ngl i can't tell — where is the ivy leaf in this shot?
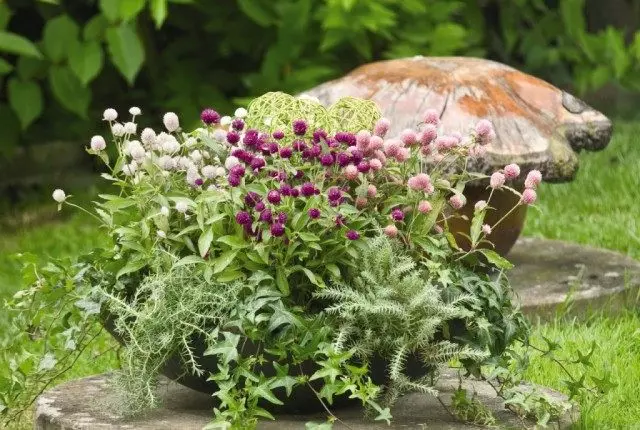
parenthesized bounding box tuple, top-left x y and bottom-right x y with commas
(120, 0, 146, 21)
(68, 40, 103, 85)
(150, 0, 168, 28)
(106, 23, 145, 85)
(43, 15, 80, 62)
(253, 382, 284, 405)
(198, 228, 214, 258)
(0, 31, 43, 58)
(204, 332, 240, 364)
(8, 78, 43, 129)
(476, 248, 514, 270)
(48, 66, 90, 118)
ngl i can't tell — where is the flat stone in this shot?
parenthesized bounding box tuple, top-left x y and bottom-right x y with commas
(508, 237, 640, 317)
(35, 371, 575, 430)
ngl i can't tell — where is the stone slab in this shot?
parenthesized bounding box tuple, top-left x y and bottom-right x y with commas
(508, 237, 640, 318)
(35, 371, 575, 430)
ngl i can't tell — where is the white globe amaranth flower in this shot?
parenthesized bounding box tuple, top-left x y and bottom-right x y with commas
(124, 122, 137, 135)
(202, 150, 210, 159)
(212, 129, 226, 142)
(103, 108, 118, 121)
(111, 123, 125, 137)
(129, 106, 141, 116)
(157, 155, 176, 170)
(224, 155, 240, 170)
(160, 206, 170, 217)
(130, 145, 146, 161)
(160, 134, 180, 154)
(185, 137, 197, 148)
(52, 189, 66, 203)
(140, 128, 156, 147)
(201, 165, 216, 179)
(190, 150, 203, 163)
(175, 201, 189, 213)
(90, 135, 106, 151)
(215, 166, 226, 177)
(234, 107, 248, 118)
(220, 116, 232, 126)
(122, 161, 138, 176)
(163, 112, 180, 132)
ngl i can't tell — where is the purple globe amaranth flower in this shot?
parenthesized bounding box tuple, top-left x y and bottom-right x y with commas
(230, 164, 246, 177)
(276, 170, 288, 182)
(235, 210, 252, 225)
(346, 230, 360, 240)
(255, 201, 266, 212)
(226, 131, 240, 145)
(280, 183, 293, 196)
(335, 131, 356, 146)
(250, 157, 266, 171)
(336, 152, 351, 167)
(279, 146, 293, 158)
(290, 187, 300, 197)
(200, 108, 220, 125)
(357, 161, 370, 173)
(326, 137, 340, 148)
(310, 145, 322, 158)
(270, 223, 285, 237)
(266, 142, 279, 154)
(301, 182, 316, 197)
(272, 130, 285, 140)
(313, 129, 328, 143)
(391, 208, 405, 221)
(308, 208, 321, 219)
(292, 119, 308, 136)
(350, 149, 364, 164)
(194, 178, 204, 186)
(335, 215, 345, 227)
(294, 170, 304, 180)
(320, 153, 334, 166)
(292, 140, 307, 152)
(228, 174, 241, 187)
(232, 118, 245, 131)
(277, 212, 287, 224)
(244, 192, 261, 207)
(259, 209, 273, 223)
(267, 190, 281, 204)
(327, 187, 342, 202)
(243, 129, 260, 147)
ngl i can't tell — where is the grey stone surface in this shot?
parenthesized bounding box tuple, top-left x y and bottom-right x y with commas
(508, 237, 640, 317)
(35, 371, 575, 430)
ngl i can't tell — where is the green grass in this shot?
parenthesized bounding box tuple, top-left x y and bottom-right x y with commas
(0, 122, 639, 428)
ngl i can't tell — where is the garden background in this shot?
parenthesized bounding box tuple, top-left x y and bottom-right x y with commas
(1, 0, 640, 428)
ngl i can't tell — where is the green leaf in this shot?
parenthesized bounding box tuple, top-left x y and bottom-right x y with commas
(116, 259, 146, 278)
(198, 228, 213, 258)
(7, 79, 43, 130)
(84, 15, 108, 41)
(326, 263, 340, 278)
(470, 209, 486, 247)
(212, 250, 239, 274)
(0, 58, 11, 75)
(297, 232, 320, 242)
(150, 0, 168, 28)
(120, 0, 146, 21)
(0, 31, 43, 58)
(0, 104, 21, 156)
(100, 0, 121, 22)
(276, 267, 290, 295)
(48, 66, 90, 118)
(43, 15, 80, 62)
(17, 57, 45, 80)
(204, 332, 240, 364)
(174, 255, 205, 267)
(560, 0, 585, 39)
(69, 40, 103, 85)
(106, 23, 145, 85)
(0, 3, 11, 31)
(476, 249, 514, 270)
(238, 0, 278, 26)
(216, 235, 249, 249)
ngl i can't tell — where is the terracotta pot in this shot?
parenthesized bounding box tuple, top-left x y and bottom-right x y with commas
(447, 185, 527, 256)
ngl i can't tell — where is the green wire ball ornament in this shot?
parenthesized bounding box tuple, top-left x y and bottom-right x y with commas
(327, 97, 381, 133)
(245, 92, 382, 136)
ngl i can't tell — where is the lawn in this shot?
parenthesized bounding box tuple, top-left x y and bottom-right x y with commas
(0, 122, 638, 428)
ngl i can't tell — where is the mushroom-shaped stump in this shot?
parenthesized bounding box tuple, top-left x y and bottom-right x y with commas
(301, 56, 613, 255)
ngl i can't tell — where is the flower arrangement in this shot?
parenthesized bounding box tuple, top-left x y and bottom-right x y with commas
(1, 92, 579, 429)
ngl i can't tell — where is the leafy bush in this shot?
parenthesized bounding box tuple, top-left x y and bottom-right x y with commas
(0, 0, 638, 156)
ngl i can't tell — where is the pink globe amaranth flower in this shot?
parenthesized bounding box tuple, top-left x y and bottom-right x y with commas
(395, 147, 411, 162)
(260, 209, 273, 223)
(482, 224, 492, 235)
(400, 129, 417, 146)
(451, 132, 462, 143)
(357, 161, 370, 173)
(449, 194, 466, 210)
(374, 118, 391, 137)
(226, 130, 240, 144)
(474, 200, 487, 211)
(525, 169, 543, 189)
(228, 174, 241, 187)
(292, 119, 308, 136)
(367, 185, 377, 198)
(374, 150, 387, 165)
(267, 190, 281, 204)
(270, 223, 285, 237)
(355, 197, 368, 209)
(433, 225, 444, 234)
(235, 211, 252, 225)
(504, 163, 521, 180)
(272, 130, 285, 140)
(346, 230, 360, 240)
(407, 173, 431, 191)
(369, 158, 383, 171)
(308, 208, 321, 219)
(232, 119, 245, 131)
(521, 188, 537, 205)
(344, 165, 359, 180)
(369, 135, 384, 150)
(420, 143, 434, 156)
(391, 208, 405, 221)
(356, 130, 371, 148)
(418, 200, 432, 213)
(424, 182, 435, 195)
(490, 172, 506, 189)
(320, 153, 334, 166)
(475, 119, 496, 145)
(383, 139, 402, 157)
(383, 224, 398, 238)
(279, 146, 293, 158)
(423, 109, 440, 126)
(420, 124, 438, 145)
(468, 144, 487, 158)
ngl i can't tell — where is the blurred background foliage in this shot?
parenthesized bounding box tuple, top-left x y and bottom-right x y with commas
(0, 0, 639, 158)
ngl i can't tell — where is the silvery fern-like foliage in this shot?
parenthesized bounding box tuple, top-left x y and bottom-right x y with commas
(314, 235, 488, 407)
